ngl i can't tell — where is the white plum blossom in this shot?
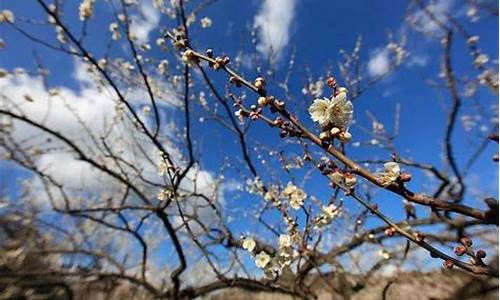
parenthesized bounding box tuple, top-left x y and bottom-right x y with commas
(181, 49, 196, 66)
(158, 159, 174, 176)
(79, 0, 95, 21)
(282, 182, 306, 210)
(327, 87, 353, 130)
(323, 204, 340, 219)
(156, 38, 166, 47)
(200, 17, 212, 28)
(246, 177, 264, 194)
(467, 5, 479, 22)
(378, 249, 391, 259)
(158, 60, 169, 75)
(302, 80, 324, 98)
(0, 9, 14, 23)
(474, 54, 489, 67)
(308, 87, 353, 130)
(379, 162, 400, 186)
(157, 189, 172, 201)
(242, 238, 256, 252)
(328, 170, 344, 186)
(308, 98, 331, 127)
(109, 22, 121, 40)
(55, 26, 66, 44)
(264, 190, 277, 202)
(467, 36, 479, 45)
(255, 251, 271, 268)
(278, 234, 292, 249)
(314, 204, 340, 228)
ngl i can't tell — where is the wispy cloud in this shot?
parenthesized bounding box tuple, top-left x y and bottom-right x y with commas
(367, 48, 390, 77)
(253, 0, 297, 62)
(407, 0, 455, 36)
(130, 0, 161, 44)
(406, 53, 428, 67)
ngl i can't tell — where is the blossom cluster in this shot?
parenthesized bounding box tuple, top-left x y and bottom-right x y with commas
(79, 0, 95, 21)
(281, 182, 307, 210)
(247, 178, 307, 210)
(313, 204, 341, 229)
(241, 232, 299, 277)
(308, 84, 353, 143)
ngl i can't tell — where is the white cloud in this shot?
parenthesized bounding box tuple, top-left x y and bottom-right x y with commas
(407, 0, 455, 36)
(130, 0, 161, 44)
(0, 61, 211, 209)
(0, 61, 236, 278)
(253, 0, 297, 62)
(367, 48, 390, 77)
(407, 53, 428, 67)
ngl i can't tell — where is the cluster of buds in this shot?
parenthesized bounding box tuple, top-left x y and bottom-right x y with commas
(384, 227, 397, 237)
(453, 236, 487, 267)
(157, 188, 174, 202)
(319, 126, 352, 144)
(257, 95, 285, 113)
(272, 117, 301, 138)
(249, 105, 262, 121)
(443, 259, 454, 269)
(232, 98, 248, 122)
(313, 203, 341, 229)
(257, 96, 270, 106)
(211, 55, 230, 70)
(317, 161, 358, 190)
(264, 186, 281, 207)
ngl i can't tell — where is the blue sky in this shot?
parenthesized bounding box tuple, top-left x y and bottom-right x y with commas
(0, 0, 498, 275)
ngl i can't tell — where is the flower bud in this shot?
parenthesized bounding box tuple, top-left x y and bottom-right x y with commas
(229, 76, 241, 87)
(415, 232, 425, 242)
(254, 77, 266, 90)
(274, 100, 285, 110)
(443, 259, 454, 269)
(476, 249, 486, 259)
(460, 237, 473, 247)
(454, 245, 466, 256)
(344, 173, 357, 188)
(257, 96, 268, 106)
(338, 131, 352, 143)
(326, 77, 336, 88)
(330, 127, 340, 136)
(399, 173, 412, 182)
(384, 227, 396, 237)
(319, 131, 331, 141)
